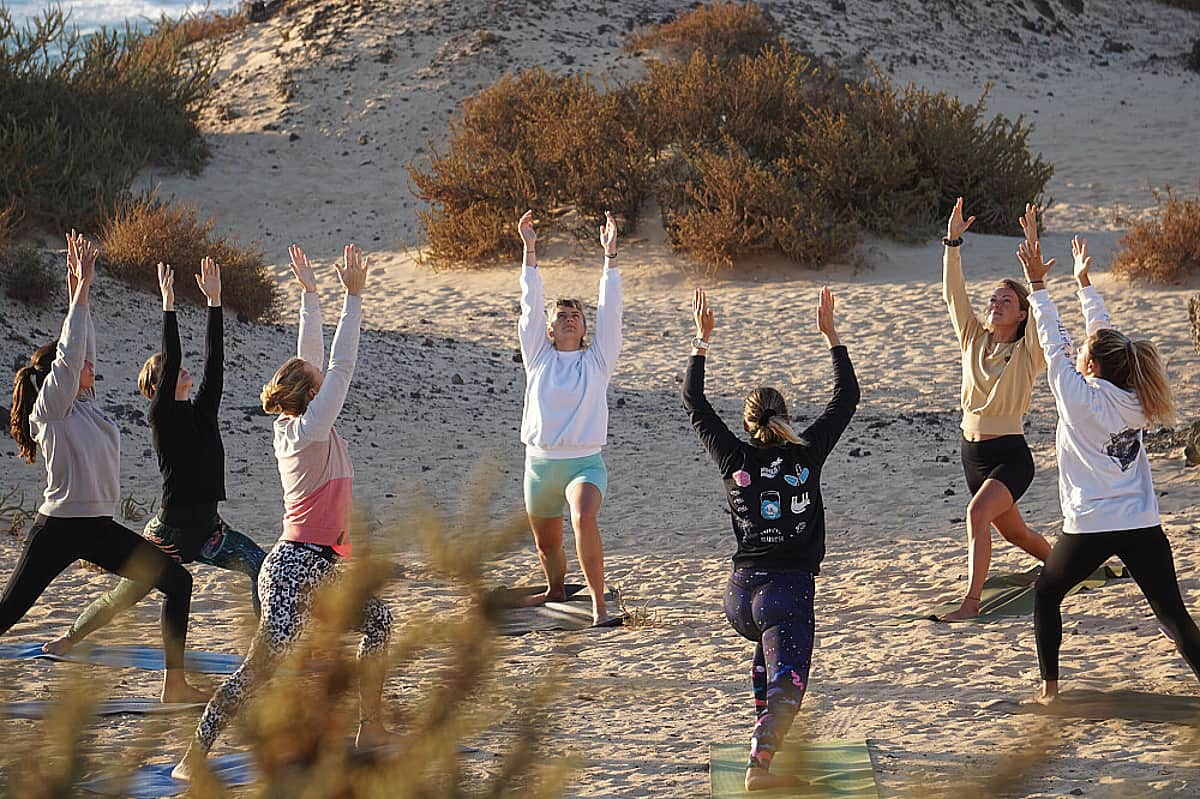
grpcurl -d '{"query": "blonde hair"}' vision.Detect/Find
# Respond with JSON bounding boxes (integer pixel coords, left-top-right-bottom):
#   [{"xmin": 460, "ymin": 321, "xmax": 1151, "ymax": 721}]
[
  {"xmin": 10, "ymin": 343, "xmax": 55, "ymax": 464},
  {"xmin": 988, "ymin": 278, "xmax": 1031, "ymax": 339},
  {"xmin": 139, "ymin": 353, "xmax": 163, "ymax": 400},
  {"xmin": 548, "ymin": 298, "xmax": 588, "ymax": 349},
  {"xmin": 1089, "ymin": 329, "xmax": 1175, "ymax": 427},
  {"xmin": 743, "ymin": 387, "xmax": 803, "ymax": 446},
  {"xmin": 262, "ymin": 357, "xmax": 319, "ymax": 416}
]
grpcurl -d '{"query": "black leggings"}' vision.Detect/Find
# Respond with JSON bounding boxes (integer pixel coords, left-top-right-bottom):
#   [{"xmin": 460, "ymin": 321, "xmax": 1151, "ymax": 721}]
[
  {"xmin": 1035, "ymin": 525, "xmax": 1200, "ymax": 682},
  {"xmin": 0, "ymin": 515, "xmax": 193, "ymax": 669}
]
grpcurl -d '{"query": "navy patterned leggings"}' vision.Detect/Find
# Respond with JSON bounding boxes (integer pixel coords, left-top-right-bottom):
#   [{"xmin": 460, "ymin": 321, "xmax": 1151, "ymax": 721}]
[{"xmin": 723, "ymin": 568, "xmax": 815, "ymax": 771}]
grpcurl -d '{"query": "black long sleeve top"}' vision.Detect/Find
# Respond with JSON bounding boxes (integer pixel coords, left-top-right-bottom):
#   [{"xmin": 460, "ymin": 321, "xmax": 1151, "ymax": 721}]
[
  {"xmin": 147, "ymin": 307, "xmax": 226, "ymax": 536},
  {"xmin": 682, "ymin": 347, "xmax": 859, "ymax": 573}
]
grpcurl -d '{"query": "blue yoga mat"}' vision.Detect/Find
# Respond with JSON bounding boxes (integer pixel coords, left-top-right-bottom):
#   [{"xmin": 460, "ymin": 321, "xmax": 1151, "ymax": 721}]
[
  {"xmin": 3, "ymin": 698, "xmax": 203, "ymax": 719},
  {"xmin": 0, "ymin": 641, "xmax": 242, "ymax": 674},
  {"xmin": 79, "ymin": 752, "xmax": 254, "ymax": 798}
]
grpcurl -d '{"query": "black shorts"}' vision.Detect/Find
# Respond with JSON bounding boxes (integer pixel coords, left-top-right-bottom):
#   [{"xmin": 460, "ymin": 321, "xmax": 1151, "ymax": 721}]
[{"xmin": 960, "ymin": 434, "xmax": 1035, "ymax": 502}]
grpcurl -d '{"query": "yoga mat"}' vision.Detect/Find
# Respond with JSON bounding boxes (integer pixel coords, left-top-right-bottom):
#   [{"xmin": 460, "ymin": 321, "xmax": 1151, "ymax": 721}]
[
  {"xmin": 887, "ymin": 564, "xmax": 1128, "ymax": 625},
  {"xmin": 989, "ymin": 689, "xmax": 1200, "ymax": 725},
  {"xmin": 0, "ymin": 641, "xmax": 242, "ymax": 674},
  {"xmin": 3, "ymin": 698, "xmax": 202, "ymax": 720},
  {"xmin": 79, "ymin": 752, "xmax": 254, "ymax": 798},
  {"xmin": 710, "ymin": 740, "xmax": 879, "ymax": 798},
  {"xmin": 491, "ymin": 584, "xmax": 626, "ymax": 635}
]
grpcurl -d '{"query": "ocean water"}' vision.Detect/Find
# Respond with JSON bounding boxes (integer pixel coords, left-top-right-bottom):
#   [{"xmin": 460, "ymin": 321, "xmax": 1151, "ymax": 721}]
[{"xmin": 4, "ymin": 1, "xmax": 241, "ymax": 34}]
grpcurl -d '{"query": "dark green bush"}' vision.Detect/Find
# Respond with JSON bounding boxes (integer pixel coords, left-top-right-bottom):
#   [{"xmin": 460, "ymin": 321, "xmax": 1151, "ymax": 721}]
[
  {"xmin": 0, "ymin": 244, "xmax": 57, "ymax": 307},
  {"xmin": 1112, "ymin": 186, "xmax": 1200, "ymax": 283},
  {"xmin": 627, "ymin": 1, "xmax": 779, "ymax": 61},
  {"xmin": 411, "ymin": 3, "xmax": 1053, "ymax": 271},
  {"xmin": 100, "ymin": 197, "xmax": 280, "ymax": 320},
  {"xmin": 0, "ymin": 6, "xmax": 219, "ymax": 231}
]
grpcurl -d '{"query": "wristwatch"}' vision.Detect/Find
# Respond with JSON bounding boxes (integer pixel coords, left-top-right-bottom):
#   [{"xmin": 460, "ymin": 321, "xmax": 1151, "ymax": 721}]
[{"xmin": 691, "ymin": 337, "xmax": 710, "ymax": 350}]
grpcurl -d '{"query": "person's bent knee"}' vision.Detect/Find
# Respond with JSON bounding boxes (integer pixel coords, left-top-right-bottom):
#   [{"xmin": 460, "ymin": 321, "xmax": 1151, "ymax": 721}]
[{"xmin": 1034, "ymin": 576, "xmax": 1068, "ymax": 603}]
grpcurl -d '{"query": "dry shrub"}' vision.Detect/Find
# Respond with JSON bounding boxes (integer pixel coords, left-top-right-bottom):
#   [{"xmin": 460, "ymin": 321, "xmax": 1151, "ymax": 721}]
[
  {"xmin": 411, "ymin": 5, "xmax": 1052, "ymax": 272},
  {"xmin": 0, "ymin": 479, "xmax": 574, "ymax": 798},
  {"xmin": 0, "ymin": 244, "xmax": 58, "ymax": 307},
  {"xmin": 1112, "ymin": 186, "xmax": 1200, "ymax": 283},
  {"xmin": 411, "ymin": 68, "xmax": 651, "ymax": 267},
  {"xmin": 100, "ymin": 197, "xmax": 280, "ymax": 320},
  {"xmin": 627, "ymin": 0, "xmax": 779, "ymax": 61},
  {"xmin": 0, "ymin": 6, "xmax": 219, "ymax": 232},
  {"xmin": 146, "ymin": 4, "xmax": 249, "ymax": 49}
]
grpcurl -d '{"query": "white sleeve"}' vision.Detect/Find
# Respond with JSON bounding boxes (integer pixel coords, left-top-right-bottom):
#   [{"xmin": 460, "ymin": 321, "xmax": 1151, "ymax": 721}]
[
  {"xmin": 518, "ymin": 265, "xmax": 550, "ymax": 368},
  {"xmin": 1030, "ymin": 290, "xmax": 1098, "ymax": 421},
  {"xmin": 590, "ymin": 258, "xmax": 623, "ymax": 375},
  {"xmin": 293, "ymin": 295, "xmax": 362, "ymax": 443},
  {"xmin": 297, "ymin": 291, "xmax": 324, "ymax": 367},
  {"xmin": 31, "ymin": 302, "xmax": 86, "ymax": 422},
  {"xmin": 1078, "ymin": 285, "xmax": 1115, "ymax": 336}
]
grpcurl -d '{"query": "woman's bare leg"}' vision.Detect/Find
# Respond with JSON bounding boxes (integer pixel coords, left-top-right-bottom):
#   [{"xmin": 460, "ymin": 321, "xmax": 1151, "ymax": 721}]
[
  {"xmin": 940, "ymin": 479, "xmax": 1016, "ymax": 621},
  {"xmin": 992, "ymin": 505, "xmax": 1052, "ymax": 561},
  {"xmin": 519, "ymin": 515, "xmax": 568, "ymax": 606},
  {"xmin": 566, "ymin": 482, "xmax": 607, "ymax": 625}
]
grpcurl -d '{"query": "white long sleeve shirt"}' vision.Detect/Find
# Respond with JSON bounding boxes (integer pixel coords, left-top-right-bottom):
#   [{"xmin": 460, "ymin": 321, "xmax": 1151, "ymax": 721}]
[
  {"xmin": 518, "ymin": 261, "xmax": 622, "ymax": 459},
  {"xmin": 1029, "ymin": 285, "xmax": 1160, "ymax": 534}
]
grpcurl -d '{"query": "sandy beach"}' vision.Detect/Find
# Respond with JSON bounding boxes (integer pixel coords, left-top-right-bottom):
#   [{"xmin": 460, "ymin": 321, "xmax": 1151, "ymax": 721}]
[{"xmin": 3, "ymin": 0, "xmax": 1200, "ymax": 795}]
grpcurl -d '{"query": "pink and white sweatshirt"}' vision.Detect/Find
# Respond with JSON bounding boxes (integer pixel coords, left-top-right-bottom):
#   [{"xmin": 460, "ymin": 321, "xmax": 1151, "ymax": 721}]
[
  {"xmin": 30, "ymin": 299, "xmax": 121, "ymax": 518},
  {"xmin": 518, "ymin": 259, "xmax": 622, "ymax": 459},
  {"xmin": 275, "ymin": 292, "xmax": 361, "ymax": 557}
]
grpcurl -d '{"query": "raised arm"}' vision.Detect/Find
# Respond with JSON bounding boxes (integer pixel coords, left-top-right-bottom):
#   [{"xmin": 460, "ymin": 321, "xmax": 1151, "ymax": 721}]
[
  {"xmin": 288, "ymin": 244, "xmax": 324, "ymax": 366},
  {"xmin": 1072, "ymin": 236, "xmax": 1113, "ymax": 336},
  {"xmin": 682, "ymin": 289, "xmax": 743, "ymax": 476},
  {"xmin": 517, "ymin": 210, "xmax": 551, "ymax": 367},
  {"xmin": 942, "ymin": 197, "xmax": 982, "ymax": 345},
  {"xmin": 1019, "ymin": 240, "xmax": 1095, "ymax": 417},
  {"xmin": 293, "ymin": 244, "xmax": 367, "ymax": 442},
  {"xmin": 193, "ymin": 256, "xmax": 224, "ymax": 417},
  {"xmin": 800, "ymin": 288, "xmax": 860, "ymax": 463},
  {"xmin": 32, "ymin": 232, "xmax": 93, "ymax": 421},
  {"xmin": 153, "ymin": 263, "xmax": 182, "ymax": 413},
  {"xmin": 591, "ymin": 210, "xmax": 623, "ymax": 375}
]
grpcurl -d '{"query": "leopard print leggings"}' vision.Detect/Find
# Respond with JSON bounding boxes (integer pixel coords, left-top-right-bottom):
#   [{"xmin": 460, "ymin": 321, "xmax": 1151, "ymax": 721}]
[{"xmin": 194, "ymin": 541, "xmax": 392, "ymax": 751}]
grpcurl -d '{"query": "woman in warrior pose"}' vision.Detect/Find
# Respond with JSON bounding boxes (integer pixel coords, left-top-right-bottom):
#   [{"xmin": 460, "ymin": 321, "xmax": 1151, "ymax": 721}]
[
  {"xmin": 174, "ymin": 243, "xmax": 394, "ymax": 779},
  {"xmin": 44, "ymin": 257, "xmax": 267, "ymax": 658},
  {"xmin": 940, "ymin": 198, "xmax": 1053, "ymax": 621},
  {"xmin": 1019, "ymin": 234, "xmax": 1200, "ymax": 703},
  {"xmin": 516, "ymin": 209, "xmax": 622, "ymax": 626},
  {"xmin": 4, "ymin": 231, "xmax": 204, "ymax": 702},
  {"xmin": 683, "ymin": 287, "xmax": 858, "ymax": 791}
]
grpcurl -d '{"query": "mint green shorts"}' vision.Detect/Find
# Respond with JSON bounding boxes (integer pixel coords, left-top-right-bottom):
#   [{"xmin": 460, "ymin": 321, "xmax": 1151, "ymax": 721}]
[{"xmin": 523, "ymin": 453, "xmax": 608, "ymax": 519}]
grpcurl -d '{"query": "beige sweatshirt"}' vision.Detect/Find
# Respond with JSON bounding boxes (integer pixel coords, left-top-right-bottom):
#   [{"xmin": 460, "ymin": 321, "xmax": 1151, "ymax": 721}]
[{"xmin": 942, "ymin": 246, "xmax": 1046, "ymax": 437}]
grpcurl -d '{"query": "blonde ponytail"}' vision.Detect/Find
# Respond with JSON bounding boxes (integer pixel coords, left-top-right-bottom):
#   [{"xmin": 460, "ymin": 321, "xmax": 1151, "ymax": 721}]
[
  {"xmin": 262, "ymin": 357, "xmax": 319, "ymax": 416},
  {"xmin": 743, "ymin": 387, "xmax": 803, "ymax": 447},
  {"xmin": 1089, "ymin": 329, "xmax": 1175, "ymax": 427}
]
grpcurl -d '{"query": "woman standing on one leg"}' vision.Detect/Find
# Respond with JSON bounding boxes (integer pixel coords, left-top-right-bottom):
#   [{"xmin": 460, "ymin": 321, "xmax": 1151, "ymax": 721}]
[
  {"xmin": 940, "ymin": 198, "xmax": 1053, "ymax": 621},
  {"xmin": 174, "ymin": 243, "xmax": 394, "ymax": 779},
  {"xmin": 3, "ymin": 232, "xmax": 203, "ymax": 702},
  {"xmin": 44, "ymin": 257, "xmax": 266, "ymax": 658},
  {"xmin": 684, "ymin": 287, "xmax": 859, "ymax": 791},
  {"xmin": 516, "ymin": 209, "xmax": 622, "ymax": 626},
  {"xmin": 1019, "ymin": 236, "xmax": 1200, "ymax": 703}
]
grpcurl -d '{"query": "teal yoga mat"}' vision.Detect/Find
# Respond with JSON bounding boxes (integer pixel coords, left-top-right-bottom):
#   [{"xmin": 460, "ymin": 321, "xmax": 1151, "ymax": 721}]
[
  {"xmin": 0, "ymin": 641, "xmax": 242, "ymax": 673},
  {"xmin": 888, "ymin": 564, "xmax": 1128, "ymax": 625},
  {"xmin": 710, "ymin": 740, "xmax": 879, "ymax": 798},
  {"xmin": 79, "ymin": 752, "xmax": 253, "ymax": 798},
  {"xmin": 3, "ymin": 698, "xmax": 202, "ymax": 719}
]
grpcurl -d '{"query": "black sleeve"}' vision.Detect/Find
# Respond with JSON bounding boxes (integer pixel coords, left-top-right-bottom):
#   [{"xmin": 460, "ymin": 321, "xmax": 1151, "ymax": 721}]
[
  {"xmin": 193, "ymin": 305, "xmax": 223, "ymax": 418},
  {"xmin": 799, "ymin": 346, "xmax": 859, "ymax": 466},
  {"xmin": 151, "ymin": 311, "xmax": 181, "ymax": 418},
  {"xmin": 683, "ymin": 355, "xmax": 745, "ymax": 476}
]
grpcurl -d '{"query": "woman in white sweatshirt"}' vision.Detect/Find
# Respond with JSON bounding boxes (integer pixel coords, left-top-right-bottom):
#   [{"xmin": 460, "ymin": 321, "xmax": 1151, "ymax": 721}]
[
  {"xmin": 1019, "ymin": 235, "xmax": 1200, "ymax": 704},
  {"xmin": 516, "ymin": 209, "xmax": 622, "ymax": 626}
]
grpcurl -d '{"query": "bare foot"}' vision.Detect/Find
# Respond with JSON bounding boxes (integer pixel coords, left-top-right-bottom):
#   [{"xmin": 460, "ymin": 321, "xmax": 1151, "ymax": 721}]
[
  {"xmin": 355, "ymin": 720, "xmax": 402, "ymax": 752},
  {"xmin": 938, "ymin": 597, "xmax": 981, "ymax": 622},
  {"xmin": 1023, "ymin": 680, "xmax": 1060, "ymax": 706},
  {"xmin": 161, "ymin": 674, "xmax": 211, "ymax": 705},
  {"xmin": 745, "ymin": 766, "xmax": 801, "ymax": 791},
  {"xmin": 517, "ymin": 587, "xmax": 567, "ymax": 608},
  {"xmin": 41, "ymin": 636, "xmax": 74, "ymax": 657},
  {"xmin": 591, "ymin": 595, "xmax": 610, "ymax": 627}
]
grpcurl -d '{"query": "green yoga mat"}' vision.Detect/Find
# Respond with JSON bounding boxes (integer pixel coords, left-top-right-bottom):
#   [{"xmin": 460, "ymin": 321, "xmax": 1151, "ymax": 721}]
[
  {"xmin": 888, "ymin": 564, "xmax": 1128, "ymax": 625},
  {"xmin": 710, "ymin": 740, "xmax": 879, "ymax": 798}
]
